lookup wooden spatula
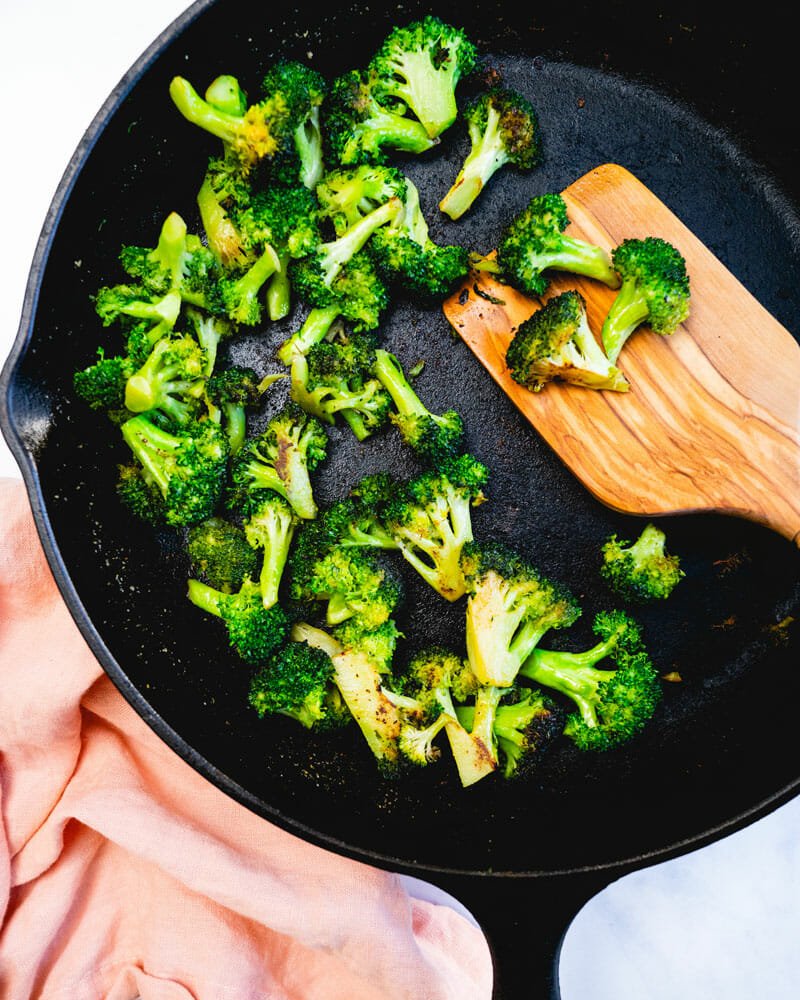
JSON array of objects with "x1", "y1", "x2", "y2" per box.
[{"x1": 442, "y1": 163, "x2": 800, "y2": 546}]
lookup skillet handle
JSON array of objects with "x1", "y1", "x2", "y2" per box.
[{"x1": 429, "y1": 869, "x2": 614, "y2": 999}]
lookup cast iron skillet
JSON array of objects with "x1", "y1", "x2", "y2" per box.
[{"x1": 2, "y1": 1, "x2": 800, "y2": 996}]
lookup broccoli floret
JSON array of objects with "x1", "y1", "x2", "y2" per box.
[
  {"x1": 93, "y1": 284, "x2": 182, "y2": 332},
  {"x1": 261, "y1": 60, "x2": 328, "y2": 190},
  {"x1": 73, "y1": 350, "x2": 137, "y2": 411},
  {"x1": 496, "y1": 193, "x2": 621, "y2": 297},
  {"x1": 248, "y1": 637, "x2": 347, "y2": 729},
  {"x1": 187, "y1": 576, "x2": 291, "y2": 666},
  {"x1": 229, "y1": 402, "x2": 328, "y2": 520},
  {"x1": 118, "y1": 211, "x2": 191, "y2": 297},
  {"x1": 218, "y1": 243, "x2": 282, "y2": 326},
  {"x1": 185, "y1": 307, "x2": 238, "y2": 377},
  {"x1": 456, "y1": 687, "x2": 564, "y2": 779},
  {"x1": 369, "y1": 16, "x2": 478, "y2": 139},
  {"x1": 293, "y1": 619, "x2": 404, "y2": 771},
  {"x1": 397, "y1": 646, "x2": 499, "y2": 786},
  {"x1": 205, "y1": 364, "x2": 267, "y2": 454},
  {"x1": 123, "y1": 333, "x2": 208, "y2": 425},
  {"x1": 506, "y1": 290, "x2": 629, "y2": 393},
  {"x1": 290, "y1": 332, "x2": 393, "y2": 441},
  {"x1": 600, "y1": 236, "x2": 691, "y2": 364},
  {"x1": 243, "y1": 490, "x2": 298, "y2": 610},
  {"x1": 278, "y1": 253, "x2": 390, "y2": 364},
  {"x1": 372, "y1": 349, "x2": 465, "y2": 464},
  {"x1": 315, "y1": 164, "x2": 407, "y2": 236},
  {"x1": 289, "y1": 196, "x2": 401, "y2": 306},
  {"x1": 186, "y1": 516, "x2": 260, "y2": 593},
  {"x1": 291, "y1": 545, "x2": 403, "y2": 630},
  {"x1": 600, "y1": 522, "x2": 684, "y2": 602},
  {"x1": 315, "y1": 475, "x2": 400, "y2": 551},
  {"x1": 369, "y1": 173, "x2": 469, "y2": 298},
  {"x1": 324, "y1": 68, "x2": 440, "y2": 166},
  {"x1": 196, "y1": 153, "x2": 254, "y2": 268},
  {"x1": 519, "y1": 609, "x2": 662, "y2": 749},
  {"x1": 169, "y1": 74, "x2": 294, "y2": 172},
  {"x1": 120, "y1": 414, "x2": 229, "y2": 527},
  {"x1": 116, "y1": 462, "x2": 167, "y2": 525},
  {"x1": 459, "y1": 539, "x2": 581, "y2": 688},
  {"x1": 439, "y1": 87, "x2": 541, "y2": 221},
  {"x1": 383, "y1": 453, "x2": 489, "y2": 601}
]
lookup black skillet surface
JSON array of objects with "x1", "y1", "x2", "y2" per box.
[{"x1": 2, "y1": 1, "x2": 800, "y2": 996}]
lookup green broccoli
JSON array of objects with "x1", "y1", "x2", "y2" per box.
[
  {"x1": 519, "y1": 609, "x2": 662, "y2": 749},
  {"x1": 368, "y1": 173, "x2": 469, "y2": 298},
  {"x1": 205, "y1": 364, "x2": 267, "y2": 454},
  {"x1": 439, "y1": 87, "x2": 541, "y2": 221},
  {"x1": 315, "y1": 164, "x2": 407, "y2": 236},
  {"x1": 600, "y1": 522, "x2": 684, "y2": 602},
  {"x1": 372, "y1": 349, "x2": 465, "y2": 464},
  {"x1": 324, "y1": 68, "x2": 440, "y2": 166},
  {"x1": 261, "y1": 60, "x2": 328, "y2": 190},
  {"x1": 293, "y1": 619, "x2": 405, "y2": 772},
  {"x1": 196, "y1": 153, "x2": 254, "y2": 268},
  {"x1": 456, "y1": 687, "x2": 564, "y2": 779},
  {"x1": 118, "y1": 211, "x2": 191, "y2": 298},
  {"x1": 243, "y1": 490, "x2": 299, "y2": 610},
  {"x1": 169, "y1": 74, "x2": 294, "y2": 172},
  {"x1": 505, "y1": 290, "x2": 629, "y2": 393},
  {"x1": 459, "y1": 539, "x2": 581, "y2": 689},
  {"x1": 369, "y1": 16, "x2": 478, "y2": 139},
  {"x1": 496, "y1": 192, "x2": 621, "y2": 297},
  {"x1": 123, "y1": 333, "x2": 208, "y2": 425},
  {"x1": 600, "y1": 236, "x2": 691, "y2": 364},
  {"x1": 73, "y1": 350, "x2": 136, "y2": 412},
  {"x1": 187, "y1": 576, "x2": 291, "y2": 666},
  {"x1": 248, "y1": 638, "x2": 348, "y2": 730},
  {"x1": 290, "y1": 332, "x2": 393, "y2": 441},
  {"x1": 278, "y1": 252, "x2": 390, "y2": 364},
  {"x1": 229, "y1": 402, "x2": 328, "y2": 520},
  {"x1": 186, "y1": 516, "x2": 260, "y2": 593},
  {"x1": 115, "y1": 462, "x2": 167, "y2": 525},
  {"x1": 383, "y1": 453, "x2": 489, "y2": 601},
  {"x1": 93, "y1": 284, "x2": 182, "y2": 333},
  {"x1": 218, "y1": 243, "x2": 282, "y2": 326},
  {"x1": 120, "y1": 414, "x2": 229, "y2": 527}
]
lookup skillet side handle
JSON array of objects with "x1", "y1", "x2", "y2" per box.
[{"x1": 430, "y1": 869, "x2": 614, "y2": 999}]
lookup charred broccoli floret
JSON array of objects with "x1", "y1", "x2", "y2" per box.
[
  {"x1": 369, "y1": 16, "x2": 478, "y2": 139},
  {"x1": 505, "y1": 290, "x2": 629, "y2": 393},
  {"x1": 229, "y1": 402, "x2": 328, "y2": 520},
  {"x1": 187, "y1": 576, "x2": 291, "y2": 666},
  {"x1": 324, "y1": 67, "x2": 440, "y2": 166},
  {"x1": 187, "y1": 516, "x2": 259, "y2": 593},
  {"x1": 520, "y1": 609, "x2": 662, "y2": 749},
  {"x1": 383, "y1": 453, "x2": 489, "y2": 601},
  {"x1": 600, "y1": 522, "x2": 684, "y2": 602},
  {"x1": 496, "y1": 192, "x2": 620, "y2": 297},
  {"x1": 120, "y1": 414, "x2": 229, "y2": 527},
  {"x1": 439, "y1": 87, "x2": 541, "y2": 221},
  {"x1": 372, "y1": 349, "x2": 465, "y2": 464},
  {"x1": 600, "y1": 236, "x2": 691, "y2": 364}
]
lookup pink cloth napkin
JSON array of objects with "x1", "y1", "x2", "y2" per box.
[{"x1": 0, "y1": 478, "x2": 493, "y2": 1000}]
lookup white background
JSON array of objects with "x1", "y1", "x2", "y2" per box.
[{"x1": 1, "y1": 3, "x2": 799, "y2": 997}]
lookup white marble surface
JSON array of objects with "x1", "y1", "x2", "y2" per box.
[{"x1": 1, "y1": 3, "x2": 798, "y2": 996}]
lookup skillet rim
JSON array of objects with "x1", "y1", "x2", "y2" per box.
[{"x1": 1, "y1": 0, "x2": 799, "y2": 881}]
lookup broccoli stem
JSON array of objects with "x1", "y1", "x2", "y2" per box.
[
  {"x1": 318, "y1": 197, "x2": 402, "y2": 286},
  {"x1": 292, "y1": 621, "x2": 343, "y2": 658},
  {"x1": 197, "y1": 174, "x2": 245, "y2": 267},
  {"x1": 294, "y1": 108, "x2": 324, "y2": 190},
  {"x1": 267, "y1": 258, "x2": 292, "y2": 321},
  {"x1": 439, "y1": 105, "x2": 506, "y2": 220},
  {"x1": 258, "y1": 525, "x2": 294, "y2": 611},
  {"x1": 467, "y1": 686, "x2": 503, "y2": 764},
  {"x1": 186, "y1": 578, "x2": 225, "y2": 618},
  {"x1": 169, "y1": 77, "x2": 244, "y2": 147},
  {"x1": 372, "y1": 349, "x2": 426, "y2": 418},
  {"x1": 520, "y1": 650, "x2": 615, "y2": 728},
  {"x1": 278, "y1": 305, "x2": 341, "y2": 365},
  {"x1": 601, "y1": 278, "x2": 651, "y2": 364},
  {"x1": 231, "y1": 244, "x2": 282, "y2": 301},
  {"x1": 223, "y1": 403, "x2": 247, "y2": 455},
  {"x1": 340, "y1": 409, "x2": 370, "y2": 441},
  {"x1": 120, "y1": 416, "x2": 180, "y2": 495}
]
